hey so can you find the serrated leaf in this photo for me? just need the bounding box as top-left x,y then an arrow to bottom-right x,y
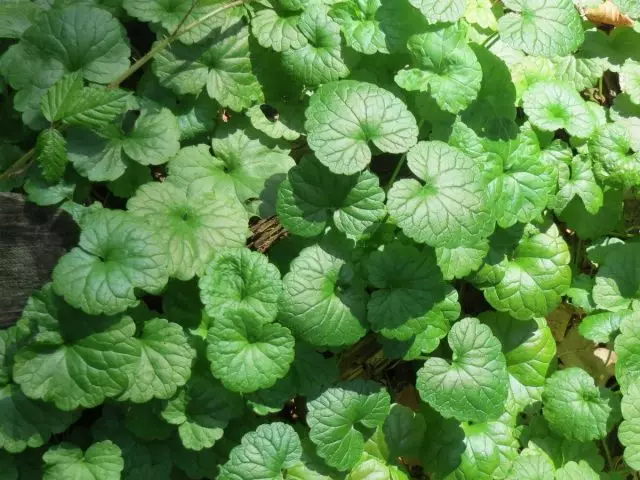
127,182 -> 248,281
505,450 -> 556,479
52,209 -> 169,315
613,0 -> 640,17
153,21 -> 262,111
281,4 -> 351,85
559,187 -> 624,239
482,220 -> 572,320
279,243 -> 368,347
621,60 -> 640,104
251,4 -> 307,52
465,0 -> 501,29
0,1 -> 42,39
619,381 -> 640,470
611,93 -> 640,152
395,24 -> 482,114
36,128 -> 68,182
383,404 -> 426,458
542,367 -> 613,441
43,441 -> 124,480
118,318 -> 196,404
552,155 -> 603,214
305,80 -> 418,175
161,370 -> 243,451
367,242 -> 450,340
0,384 -> 79,453
330,0 -> 388,54
12,285 -> 141,410
246,102 -> 304,141
40,72 -> 130,129
376,0 -> 430,54
387,140 -> 493,248
523,81 -> 595,138
219,423 -> 302,480
408,0 -> 466,23
593,243 -> 640,312
23,164 -> 83,207
199,248 -> 282,323
436,238 -> 490,280
588,122 -> 640,189
614,312 -> 640,392
579,311 -> 632,343
498,0 -> 584,57
307,380 -> 391,471
417,317 -> 509,423
277,155 -> 386,238
206,309 -> 295,393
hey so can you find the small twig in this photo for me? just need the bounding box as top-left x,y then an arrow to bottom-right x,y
601,437 -> 614,472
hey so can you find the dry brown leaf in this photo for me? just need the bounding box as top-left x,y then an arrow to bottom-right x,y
586,0 -> 634,26
557,326 -> 616,386
396,384 -> 421,412
546,303 -> 575,342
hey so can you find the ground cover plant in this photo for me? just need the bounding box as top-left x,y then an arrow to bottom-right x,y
1,0 -> 640,478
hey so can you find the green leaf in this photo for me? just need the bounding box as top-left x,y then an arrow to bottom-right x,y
0,450 -> 16,480
0,1 -> 42,39
387,141 -> 493,248
107,160 -> 151,199
12,285 -> 141,410
465,0 -> 502,30
305,80 -> 418,175
523,81 -> 595,138
206,309 -> 295,393
498,0 -> 584,57
553,460 -> 600,479
127,182 -> 248,280
376,0 -> 431,54
366,242 -> 451,340
613,0 -> 640,17
43,441 -> 124,480
307,380 -> 391,471
67,107 -> 181,182
481,313 -> 556,415
550,52 -> 607,92
383,404 -> 427,458
330,0 -> 388,54
579,311 -> 632,344
619,381 -> 640,470
551,155 -> 603,215
611,93 -> 640,152
199,248 -> 282,324
621,60 -> 640,104
277,155 -> 386,238
505,450 -> 556,480
559,187 -> 624,240
161,370 -> 243,451
395,24 -> 482,114
246,102 -> 304,141
435,238 -> 490,280
153,21 -> 262,111
40,72 -> 131,129
589,122 -> 640,189
279,242 -> 368,347
251,4 -> 307,52
417,317 -> 509,423
36,128 -> 68,182
480,125 -> 556,228
542,368 -> 613,441
118,318 -> 196,404
0,384 -> 79,453
281,4 -> 352,85
614,312 -> 640,392
219,423 -> 302,480
123,0 -> 242,45
593,243 -> 640,312
0,5 -> 130,124
408,0 -> 466,23
482,220 -> 572,320
347,456 -> 410,480
52,209 -> 169,315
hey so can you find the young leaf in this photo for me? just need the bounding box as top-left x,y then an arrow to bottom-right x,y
436,238 -> 490,281
307,380 -> 391,471
206,309 -> 295,393
219,423 -> 302,480
542,368 -> 613,441
36,128 -> 68,182
43,441 -> 124,480
127,182 -> 248,281
481,221 -> 572,320
305,80 -> 418,175
395,24 -> 482,113
387,141 -> 493,248
408,0 -> 466,23
251,3 -> 307,52
330,0 -> 388,55
523,81 -> 595,138
118,318 -> 196,404
554,460 -> 600,479
498,0 -> 584,57
505,450 -> 556,479
52,209 -> 169,315
579,310 -> 633,344
199,248 -> 282,324
551,155 -> 603,215
366,242 -> 450,340
153,21 -> 262,111
279,243 -> 368,347
593,243 -> 640,312
588,123 -> 640,189
417,317 -> 509,423
0,384 -> 79,453
161,371 -> 243,451
12,285 -> 141,410
276,155 -> 386,238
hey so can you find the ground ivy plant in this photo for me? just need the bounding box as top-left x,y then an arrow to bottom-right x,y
1,0 -> 640,478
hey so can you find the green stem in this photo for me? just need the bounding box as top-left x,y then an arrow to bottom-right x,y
574,237 -> 583,271
0,0 -> 251,182
601,438 -> 614,471
386,152 -> 408,191
599,76 -> 604,98
481,32 -> 499,48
